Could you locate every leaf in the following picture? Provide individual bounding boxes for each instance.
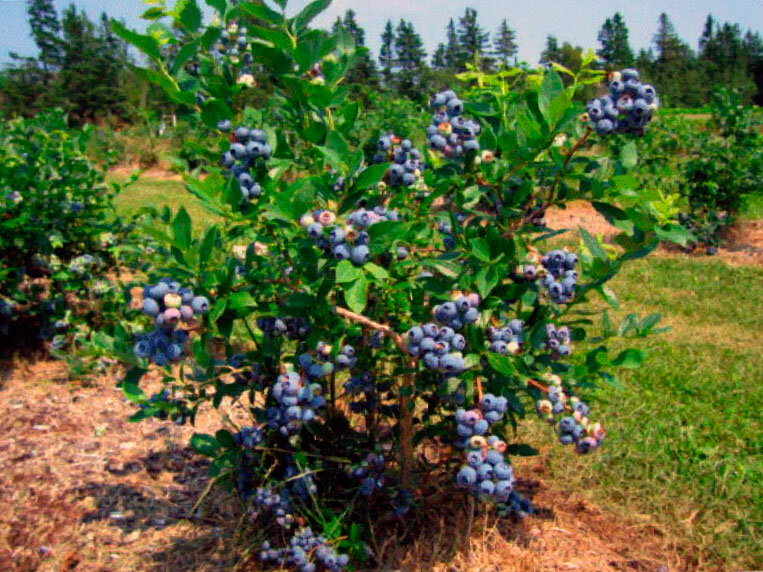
[190,433,219,457]
[204,0,226,14]
[354,163,389,190]
[142,7,166,19]
[620,141,638,169]
[364,262,388,282]
[479,124,497,151]
[237,2,283,25]
[315,145,343,171]
[344,275,368,313]
[469,238,492,263]
[579,226,607,260]
[173,207,192,249]
[655,223,693,246]
[474,266,499,298]
[486,353,516,377]
[506,444,539,456]
[171,41,200,75]
[111,19,162,61]
[611,349,644,369]
[335,260,361,283]
[538,69,564,119]
[227,291,256,310]
[199,225,218,265]
[293,0,332,30]
[201,99,233,128]
[175,0,202,32]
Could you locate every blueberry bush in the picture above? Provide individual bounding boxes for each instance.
[104,1,692,567]
[0,110,128,354]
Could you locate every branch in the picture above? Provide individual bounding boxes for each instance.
[527,378,549,393]
[334,306,407,354]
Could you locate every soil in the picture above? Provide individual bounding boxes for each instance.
[0,360,697,572]
[545,201,763,267]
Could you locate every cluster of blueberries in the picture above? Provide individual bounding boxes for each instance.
[133,278,209,366]
[256,316,311,339]
[454,394,508,444]
[540,249,578,304]
[285,464,319,499]
[586,68,658,135]
[432,293,480,329]
[437,215,466,250]
[266,370,326,437]
[350,452,386,496]
[426,89,481,158]
[372,134,425,188]
[251,485,294,528]
[486,320,524,355]
[217,123,272,202]
[259,527,350,572]
[335,344,358,370]
[536,378,605,454]
[343,371,382,414]
[406,323,467,375]
[233,425,263,449]
[455,435,514,501]
[544,324,572,358]
[301,207,402,266]
[228,354,267,390]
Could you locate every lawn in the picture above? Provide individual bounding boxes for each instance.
[111,175,762,569]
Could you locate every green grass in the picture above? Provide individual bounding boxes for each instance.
[524,257,762,569]
[740,192,763,220]
[108,174,216,231]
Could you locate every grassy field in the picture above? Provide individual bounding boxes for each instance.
[110,175,762,569]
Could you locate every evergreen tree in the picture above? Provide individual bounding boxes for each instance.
[444,19,462,70]
[650,14,704,106]
[342,9,364,46]
[654,13,690,63]
[699,14,715,54]
[457,7,491,70]
[540,35,561,66]
[26,0,62,71]
[379,20,396,86]
[432,44,447,69]
[394,20,427,98]
[597,12,634,68]
[743,30,763,104]
[59,5,126,123]
[493,19,517,67]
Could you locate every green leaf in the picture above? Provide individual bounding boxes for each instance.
[204,0,226,14]
[620,141,638,169]
[354,163,389,190]
[141,7,166,19]
[487,353,516,377]
[199,225,218,265]
[474,266,499,298]
[538,69,564,119]
[579,226,607,260]
[190,433,219,457]
[655,223,693,247]
[611,348,644,369]
[227,291,257,310]
[201,99,233,128]
[469,238,492,262]
[111,19,162,61]
[293,0,332,30]
[364,262,388,282]
[171,41,200,75]
[173,207,192,249]
[237,2,283,25]
[335,259,361,283]
[479,124,497,151]
[344,275,368,313]
[175,0,202,32]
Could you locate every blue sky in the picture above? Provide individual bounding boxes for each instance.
[1,0,761,65]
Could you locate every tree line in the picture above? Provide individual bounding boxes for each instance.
[2,1,761,123]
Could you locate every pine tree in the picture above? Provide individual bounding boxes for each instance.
[699,14,715,54]
[597,12,634,68]
[444,19,462,70]
[457,8,491,70]
[342,9,365,47]
[432,44,447,69]
[540,35,561,65]
[493,19,517,67]
[27,0,62,71]
[379,20,396,86]
[653,13,689,63]
[394,20,427,98]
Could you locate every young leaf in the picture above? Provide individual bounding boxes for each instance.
[344,275,368,313]
[173,207,192,249]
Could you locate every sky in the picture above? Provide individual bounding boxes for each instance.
[1,0,762,66]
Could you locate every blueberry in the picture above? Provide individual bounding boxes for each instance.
[350,245,369,265]
[191,296,209,314]
[333,244,350,260]
[456,465,478,486]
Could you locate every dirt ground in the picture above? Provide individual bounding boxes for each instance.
[0,360,698,572]
[545,201,763,267]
